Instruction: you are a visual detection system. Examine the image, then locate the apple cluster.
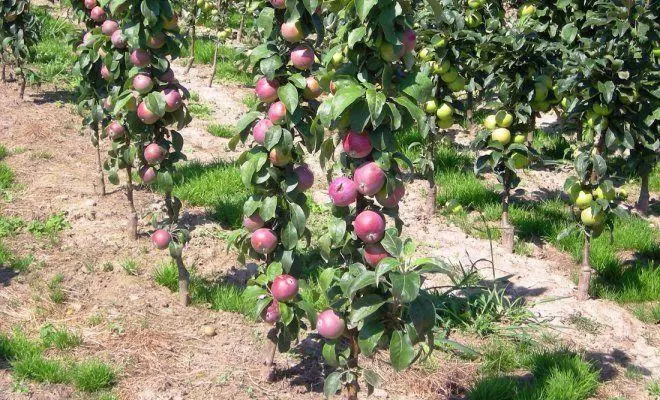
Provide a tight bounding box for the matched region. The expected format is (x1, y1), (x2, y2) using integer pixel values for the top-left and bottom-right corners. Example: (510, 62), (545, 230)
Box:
(484, 111), (530, 169)
(568, 181), (615, 236)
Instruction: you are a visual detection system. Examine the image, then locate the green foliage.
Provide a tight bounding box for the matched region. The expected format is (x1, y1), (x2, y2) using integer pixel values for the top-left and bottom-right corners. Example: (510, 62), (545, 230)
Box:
(48, 274), (66, 304)
(27, 213), (70, 238)
(0, 163), (15, 191)
(40, 325), (82, 350)
(187, 101), (214, 120)
(73, 360), (116, 392)
(207, 123), (234, 138)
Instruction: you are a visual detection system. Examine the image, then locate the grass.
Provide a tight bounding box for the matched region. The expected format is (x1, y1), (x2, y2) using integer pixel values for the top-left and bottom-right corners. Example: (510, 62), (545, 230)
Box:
(120, 259), (139, 276)
(470, 342), (600, 400)
(30, 7), (79, 87)
(153, 161), (249, 228)
(399, 138), (660, 310)
(26, 212), (70, 239)
(181, 38), (251, 85)
(40, 324), (82, 350)
(0, 329), (116, 393)
(565, 313), (602, 335)
(242, 93), (259, 109)
(0, 162), (15, 191)
(48, 274), (66, 304)
(207, 123), (234, 138)
(153, 261), (255, 316)
(531, 129), (571, 160)
(188, 101), (214, 120)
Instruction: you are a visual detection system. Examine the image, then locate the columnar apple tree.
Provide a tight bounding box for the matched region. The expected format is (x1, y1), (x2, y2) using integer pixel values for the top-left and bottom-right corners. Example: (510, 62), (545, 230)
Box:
(414, 0), (505, 215)
(206, 0), (234, 87)
(313, 1), (449, 398)
(472, 7), (555, 253)
(0, 0), (39, 98)
(228, 0), (323, 382)
(98, 0), (192, 302)
(555, 0), (657, 299)
(72, 0), (113, 196)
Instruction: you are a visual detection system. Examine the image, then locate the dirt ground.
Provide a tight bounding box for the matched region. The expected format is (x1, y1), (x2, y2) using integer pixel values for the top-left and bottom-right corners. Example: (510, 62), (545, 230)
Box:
(0, 60), (657, 400)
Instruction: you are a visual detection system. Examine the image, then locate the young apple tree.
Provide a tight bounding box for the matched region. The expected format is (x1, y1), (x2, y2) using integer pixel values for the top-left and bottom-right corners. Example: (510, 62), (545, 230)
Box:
(0, 0), (39, 98)
(228, 0), (324, 382)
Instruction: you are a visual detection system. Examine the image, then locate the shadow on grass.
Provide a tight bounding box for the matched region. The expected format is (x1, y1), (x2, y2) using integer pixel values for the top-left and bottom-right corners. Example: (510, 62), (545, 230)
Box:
(153, 160), (250, 229)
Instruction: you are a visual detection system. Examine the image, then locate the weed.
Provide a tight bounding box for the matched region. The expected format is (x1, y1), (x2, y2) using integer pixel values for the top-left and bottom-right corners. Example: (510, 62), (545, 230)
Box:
(73, 360), (116, 392)
(207, 123), (234, 138)
(27, 212), (70, 239)
(565, 312), (602, 335)
(0, 144), (8, 160)
(0, 163), (15, 191)
(120, 259), (139, 276)
(48, 274), (66, 303)
(631, 303), (660, 324)
(40, 324), (82, 350)
(188, 101), (214, 120)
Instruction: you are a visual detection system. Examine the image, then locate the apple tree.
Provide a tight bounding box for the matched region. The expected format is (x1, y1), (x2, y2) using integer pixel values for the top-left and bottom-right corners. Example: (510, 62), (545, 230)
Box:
(0, 0), (40, 98)
(227, 0), (324, 382)
(311, 0), (450, 397)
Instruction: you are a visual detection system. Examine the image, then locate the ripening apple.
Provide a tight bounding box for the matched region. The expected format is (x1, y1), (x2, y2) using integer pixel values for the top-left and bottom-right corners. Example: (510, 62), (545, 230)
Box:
(280, 20), (303, 42)
(496, 112), (513, 128)
(437, 59), (451, 74)
(162, 14), (178, 30)
(424, 100), (438, 114)
(380, 43), (398, 62)
(536, 75), (553, 89)
(436, 103), (453, 119)
(269, 147), (292, 167)
(513, 134), (526, 144)
(418, 47), (432, 61)
(437, 117), (454, 129)
(580, 207), (602, 227)
(331, 52), (344, 66)
(574, 191), (593, 209)
(491, 128), (511, 145)
(465, 12), (481, 28)
(520, 3), (536, 16)
(534, 82), (548, 102)
(303, 76), (321, 99)
(440, 68), (458, 83)
(484, 114), (498, 130)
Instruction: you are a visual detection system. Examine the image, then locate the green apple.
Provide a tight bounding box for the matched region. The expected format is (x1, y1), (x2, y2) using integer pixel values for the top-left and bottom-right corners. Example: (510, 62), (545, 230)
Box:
(437, 116), (454, 129)
(436, 103), (453, 119)
(465, 12), (482, 28)
(491, 128), (511, 145)
(433, 37), (447, 48)
(496, 112), (513, 128)
(217, 31), (228, 39)
(440, 67), (458, 83)
(438, 59), (451, 74)
(468, 0), (482, 9)
(593, 186), (615, 201)
(448, 77), (466, 92)
(653, 48), (660, 57)
(332, 51), (344, 65)
(534, 82), (548, 102)
(451, 204), (463, 213)
(581, 207), (603, 227)
(520, 4), (536, 16)
(560, 97), (569, 109)
(531, 100), (551, 112)
(592, 103), (613, 116)
(419, 47), (433, 61)
(513, 134), (526, 144)
(617, 188), (628, 199)
(380, 43), (397, 62)
(484, 114), (498, 130)
(536, 74), (552, 89)
(574, 191), (593, 209)
(424, 100), (438, 114)
(511, 153), (529, 169)
(196, 0), (204, 6)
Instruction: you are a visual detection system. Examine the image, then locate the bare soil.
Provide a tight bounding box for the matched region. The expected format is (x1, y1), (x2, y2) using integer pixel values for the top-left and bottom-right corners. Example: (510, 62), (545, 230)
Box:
(0, 64), (657, 400)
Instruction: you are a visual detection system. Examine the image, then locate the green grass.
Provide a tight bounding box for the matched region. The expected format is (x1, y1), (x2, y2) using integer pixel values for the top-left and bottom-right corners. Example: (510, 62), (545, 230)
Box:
(242, 93), (259, 109)
(181, 38), (251, 85)
(153, 261), (255, 317)
(0, 329), (115, 393)
(631, 302), (660, 324)
(0, 144), (8, 160)
(30, 7), (79, 87)
(470, 343), (600, 400)
(27, 212), (70, 239)
(0, 163), (15, 191)
(40, 324), (82, 350)
(154, 161), (249, 228)
(207, 123), (234, 138)
(406, 139), (660, 310)
(188, 101), (214, 120)
(650, 163), (660, 192)
(531, 130), (571, 160)
(48, 274), (67, 304)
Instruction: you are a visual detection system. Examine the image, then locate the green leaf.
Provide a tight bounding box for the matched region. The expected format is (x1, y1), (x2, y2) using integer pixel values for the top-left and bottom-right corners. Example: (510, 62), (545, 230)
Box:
(356, 0), (378, 22)
(560, 23), (577, 43)
(349, 294), (386, 325)
(319, 268), (335, 292)
(358, 320), (384, 357)
(348, 27), (367, 48)
(408, 296), (435, 336)
(363, 369), (380, 388)
(260, 196), (277, 221)
(264, 125), (283, 150)
(278, 83), (299, 115)
(323, 371), (342, 399)
(280, 302), (294, 325)
(332, 85), (365, 120)
(366, 89), (386, 125)
(380, 229), (403, 257)
(390, 272), (420, 304)
(389, 330), (415, 371)
(322, 342), (340, 367)
(266, 262), (283, 280)
(235, 111), (261, 134)
(281, 221), (298, 250)
(375, 257), (398, 285)
(256, 7), (275, 39)
(348, 271), (376, 298)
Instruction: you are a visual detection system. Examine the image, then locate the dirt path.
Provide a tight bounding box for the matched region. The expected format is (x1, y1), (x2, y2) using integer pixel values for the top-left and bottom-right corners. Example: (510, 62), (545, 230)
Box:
(0, 59), (657, 400)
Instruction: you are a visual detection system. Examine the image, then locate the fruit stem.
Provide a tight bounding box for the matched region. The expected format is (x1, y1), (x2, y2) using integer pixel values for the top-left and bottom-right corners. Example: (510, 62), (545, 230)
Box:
(262, 326), (278, 382)
(576, 233), (591, 300)
(93, 122), (106, 196)
(172, 252), (190, 306)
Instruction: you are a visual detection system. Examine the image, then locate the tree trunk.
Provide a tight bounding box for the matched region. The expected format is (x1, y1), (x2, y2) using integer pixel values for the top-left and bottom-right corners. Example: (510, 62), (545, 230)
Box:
(207, 41), (220, 87)
(93, 123), (106, 196)
(262, 326), (278, 382)
(1, 62), (6, 83)
(344, 331), (360, 400)
(19, 73), (26, 99)
(501, 176), (514, 253)
(237, 14), (245, 42)
(173, 253), (190, 306)
(526, 114), (536, 142)
(425, 129), (437, 217)
(125, 165), (138, 240)
(636, 171), (650, 214)
(466, 92), (474, 135)
(185, 9), (197, 74)
(576, 234), (591, 300)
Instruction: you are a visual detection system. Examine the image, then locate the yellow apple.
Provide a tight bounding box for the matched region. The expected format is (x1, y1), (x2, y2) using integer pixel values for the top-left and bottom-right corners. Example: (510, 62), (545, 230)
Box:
(491, 128), (511, 145)
(574, 191), (593, 209)
(484, 115), (498, 130)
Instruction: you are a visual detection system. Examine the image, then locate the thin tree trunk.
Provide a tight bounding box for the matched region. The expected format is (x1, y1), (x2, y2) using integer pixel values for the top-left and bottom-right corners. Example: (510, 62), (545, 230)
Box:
(164, 191), (179, 223)
(576, 234), (591, 300)
(501, 175), (514, 253)
(207, 41), (219, 87)
(344, 331), (360, 400)
(262, 326), (278, 382)
(526, 114), (536, 142)
(125, 164), (138, 240)
(19, 73), (26, 99)
(425, 128), (437, 217)
(238, 14), (245, 42)
(466, 92), (474, 135)
(93, 123), (106, 196)
(636, 171), (650, 214)
(185, 9), (197, 74)
(1, 61), (6, 82)
(173, 252), (190, 306)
